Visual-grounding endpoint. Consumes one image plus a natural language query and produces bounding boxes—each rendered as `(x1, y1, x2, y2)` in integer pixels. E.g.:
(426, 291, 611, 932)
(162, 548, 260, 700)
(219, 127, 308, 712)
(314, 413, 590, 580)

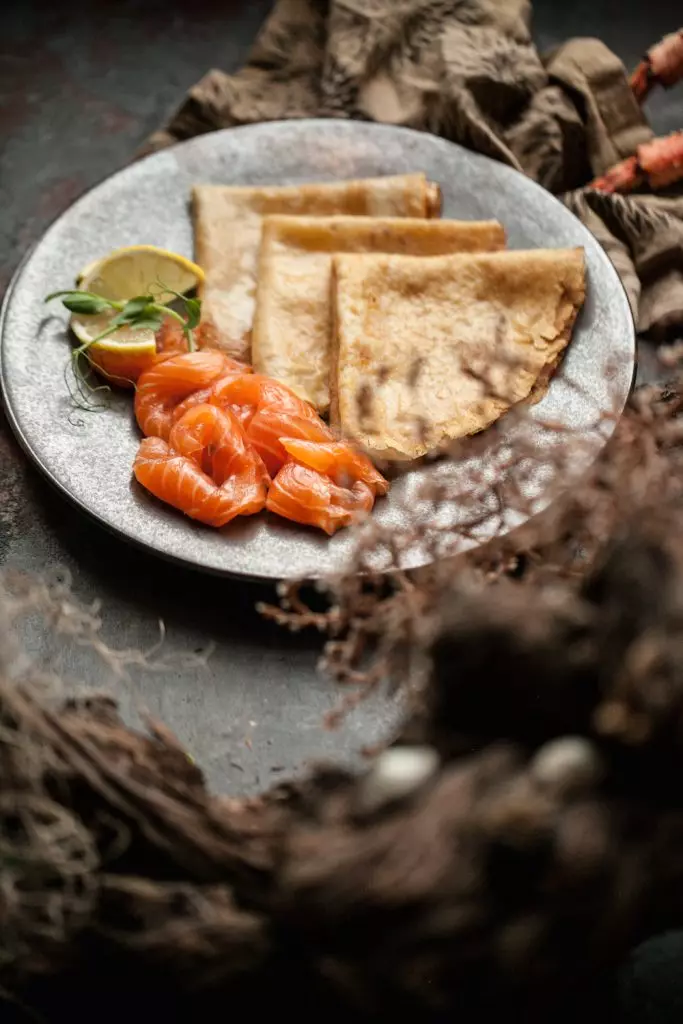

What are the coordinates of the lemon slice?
(70, 246, 204, 384)
(72, 245, 204, 345)
(69, 312, 159, 351)
(74, 244, 204, 303)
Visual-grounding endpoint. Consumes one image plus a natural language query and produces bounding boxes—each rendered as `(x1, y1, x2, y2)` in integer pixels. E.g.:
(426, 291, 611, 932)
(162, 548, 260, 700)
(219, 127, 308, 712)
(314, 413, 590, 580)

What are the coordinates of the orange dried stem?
(590, 156, 642, 194)
(630, 28, 683, 101)
(589, 132, 683, 193)
(639, 132, 683, 188)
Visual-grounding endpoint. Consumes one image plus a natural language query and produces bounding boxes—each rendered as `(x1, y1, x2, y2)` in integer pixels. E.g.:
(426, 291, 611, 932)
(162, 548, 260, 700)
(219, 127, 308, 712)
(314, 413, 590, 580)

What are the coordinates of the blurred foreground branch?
(3, 368, 683, 1022)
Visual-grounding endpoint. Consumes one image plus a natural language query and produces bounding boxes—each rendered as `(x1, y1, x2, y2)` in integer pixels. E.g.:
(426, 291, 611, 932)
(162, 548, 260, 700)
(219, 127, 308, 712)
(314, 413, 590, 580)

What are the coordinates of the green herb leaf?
(45, 290, 112, 315)
(107, 297, 164, 335)
(156, 282, 202, 327)
(183, 297, 201, 331)
(46, 289, 102, 303)
(51, 276, 203, 418)
(126, 316, 165, 332)
(115, 295, 156, 323)
(63, 295, 111, 315)
(154, 282, 202, 352)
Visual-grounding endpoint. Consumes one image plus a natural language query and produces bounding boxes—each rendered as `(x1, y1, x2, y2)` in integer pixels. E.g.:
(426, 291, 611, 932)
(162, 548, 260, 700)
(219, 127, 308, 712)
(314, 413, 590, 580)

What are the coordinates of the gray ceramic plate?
(1, 121, 634, 580)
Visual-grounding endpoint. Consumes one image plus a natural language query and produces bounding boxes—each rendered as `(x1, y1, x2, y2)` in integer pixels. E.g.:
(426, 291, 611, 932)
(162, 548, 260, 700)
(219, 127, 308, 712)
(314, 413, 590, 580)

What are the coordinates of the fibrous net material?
(3, 362, 683, 1023)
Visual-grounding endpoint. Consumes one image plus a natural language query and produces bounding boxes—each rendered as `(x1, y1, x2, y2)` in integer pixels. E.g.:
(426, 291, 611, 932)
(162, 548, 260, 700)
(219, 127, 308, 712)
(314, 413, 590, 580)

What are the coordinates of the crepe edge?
(330, 247, 587, 462)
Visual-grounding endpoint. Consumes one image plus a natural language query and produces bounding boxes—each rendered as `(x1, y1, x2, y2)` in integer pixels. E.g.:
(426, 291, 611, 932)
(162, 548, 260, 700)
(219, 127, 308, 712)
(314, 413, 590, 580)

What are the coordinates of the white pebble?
(357, 745, 440, 813)
(531, 737, 603, 794)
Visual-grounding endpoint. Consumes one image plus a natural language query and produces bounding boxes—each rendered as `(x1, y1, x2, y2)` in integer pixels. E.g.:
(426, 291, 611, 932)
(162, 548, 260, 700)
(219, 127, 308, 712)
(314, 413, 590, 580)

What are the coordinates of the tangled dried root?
(3, 371, 683, 1021)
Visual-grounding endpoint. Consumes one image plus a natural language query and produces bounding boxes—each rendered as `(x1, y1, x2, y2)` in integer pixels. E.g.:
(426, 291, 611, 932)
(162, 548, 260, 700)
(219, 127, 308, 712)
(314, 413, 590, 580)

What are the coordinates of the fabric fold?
(144, 0, 683, 338)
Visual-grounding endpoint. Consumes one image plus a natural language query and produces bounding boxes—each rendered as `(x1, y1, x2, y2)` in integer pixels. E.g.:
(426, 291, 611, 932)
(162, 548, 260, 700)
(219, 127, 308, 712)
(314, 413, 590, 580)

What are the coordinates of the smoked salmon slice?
(204, 374, 258, 429)
(135, 351, 230, 440)
(168, 403, 270, 490)
(266, 461, 374, 536)
(169, 363, 253, 430)
(133, 349, 389, 535)
(170, 384, 213, 425)
(154, 318, 188, 360)
(213, 372, 336, 475)
(219, 373, 306, 413)
(280, 438, 389, 496)
(154, 318, 230, 361)
(134, 433, 267, 527)
(247, 407, 334, 476)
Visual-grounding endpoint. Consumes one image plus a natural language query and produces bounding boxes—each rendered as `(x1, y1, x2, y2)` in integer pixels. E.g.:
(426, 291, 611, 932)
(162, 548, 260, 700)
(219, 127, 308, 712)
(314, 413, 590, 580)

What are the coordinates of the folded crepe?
(252, 215, 506, 412)
(330, 249, 586, 461)
(193, 174, 441, 360)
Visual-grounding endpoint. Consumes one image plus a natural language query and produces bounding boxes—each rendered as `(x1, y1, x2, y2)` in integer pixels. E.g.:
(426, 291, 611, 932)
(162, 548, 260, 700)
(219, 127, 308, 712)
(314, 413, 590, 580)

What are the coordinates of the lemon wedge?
(70, 246, 204, 384)
(74, 245, 204, 303)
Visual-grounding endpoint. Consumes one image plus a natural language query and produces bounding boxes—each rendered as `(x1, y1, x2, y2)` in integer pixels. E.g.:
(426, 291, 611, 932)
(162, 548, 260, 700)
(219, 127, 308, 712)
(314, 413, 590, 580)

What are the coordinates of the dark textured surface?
(0, 0, 679, 796)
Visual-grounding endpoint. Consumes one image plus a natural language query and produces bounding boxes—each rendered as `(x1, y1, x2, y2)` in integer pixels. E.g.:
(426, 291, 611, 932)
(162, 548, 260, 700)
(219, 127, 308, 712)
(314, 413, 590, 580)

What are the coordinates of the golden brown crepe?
(192, 174, 441, 360)
(252, 215, 506, 412)
(330, 249, 586, 461)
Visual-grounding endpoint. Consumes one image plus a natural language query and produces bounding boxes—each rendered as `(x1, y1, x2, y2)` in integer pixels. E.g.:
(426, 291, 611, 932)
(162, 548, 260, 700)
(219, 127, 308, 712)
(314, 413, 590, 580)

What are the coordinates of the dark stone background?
(2, 4, 683, 1018)
(0, 0, 681, 795)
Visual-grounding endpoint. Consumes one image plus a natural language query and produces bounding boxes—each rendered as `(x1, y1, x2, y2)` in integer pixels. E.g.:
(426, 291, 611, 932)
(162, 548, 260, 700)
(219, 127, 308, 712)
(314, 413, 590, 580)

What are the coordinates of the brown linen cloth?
(145, 0, 683, 338)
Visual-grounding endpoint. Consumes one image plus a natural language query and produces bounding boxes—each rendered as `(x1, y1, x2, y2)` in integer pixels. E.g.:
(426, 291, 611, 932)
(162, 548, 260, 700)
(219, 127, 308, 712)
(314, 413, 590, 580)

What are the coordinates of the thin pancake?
(252, 215, 506, 413)
(330, 249, 586, 461)
(193, 174, 441, 360)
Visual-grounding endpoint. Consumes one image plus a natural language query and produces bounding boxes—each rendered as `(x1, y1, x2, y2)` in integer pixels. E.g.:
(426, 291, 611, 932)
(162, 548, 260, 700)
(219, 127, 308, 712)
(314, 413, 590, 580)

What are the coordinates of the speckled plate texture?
(1, 121, 635, 581)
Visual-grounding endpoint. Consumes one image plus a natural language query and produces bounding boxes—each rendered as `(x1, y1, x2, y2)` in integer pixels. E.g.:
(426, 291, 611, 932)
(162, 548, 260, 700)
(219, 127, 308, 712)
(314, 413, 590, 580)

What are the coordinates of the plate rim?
(0, 119, 637, 582)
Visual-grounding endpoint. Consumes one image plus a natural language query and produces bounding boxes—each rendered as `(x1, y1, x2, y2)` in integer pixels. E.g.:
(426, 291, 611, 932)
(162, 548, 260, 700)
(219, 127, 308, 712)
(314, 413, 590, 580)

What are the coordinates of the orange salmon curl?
(133, 427, 268, 530)
(280, 438, 388, 496)
(266, 462, 374, 536)
(134, 351, 242, 441)
(131, 336, 389, 534)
